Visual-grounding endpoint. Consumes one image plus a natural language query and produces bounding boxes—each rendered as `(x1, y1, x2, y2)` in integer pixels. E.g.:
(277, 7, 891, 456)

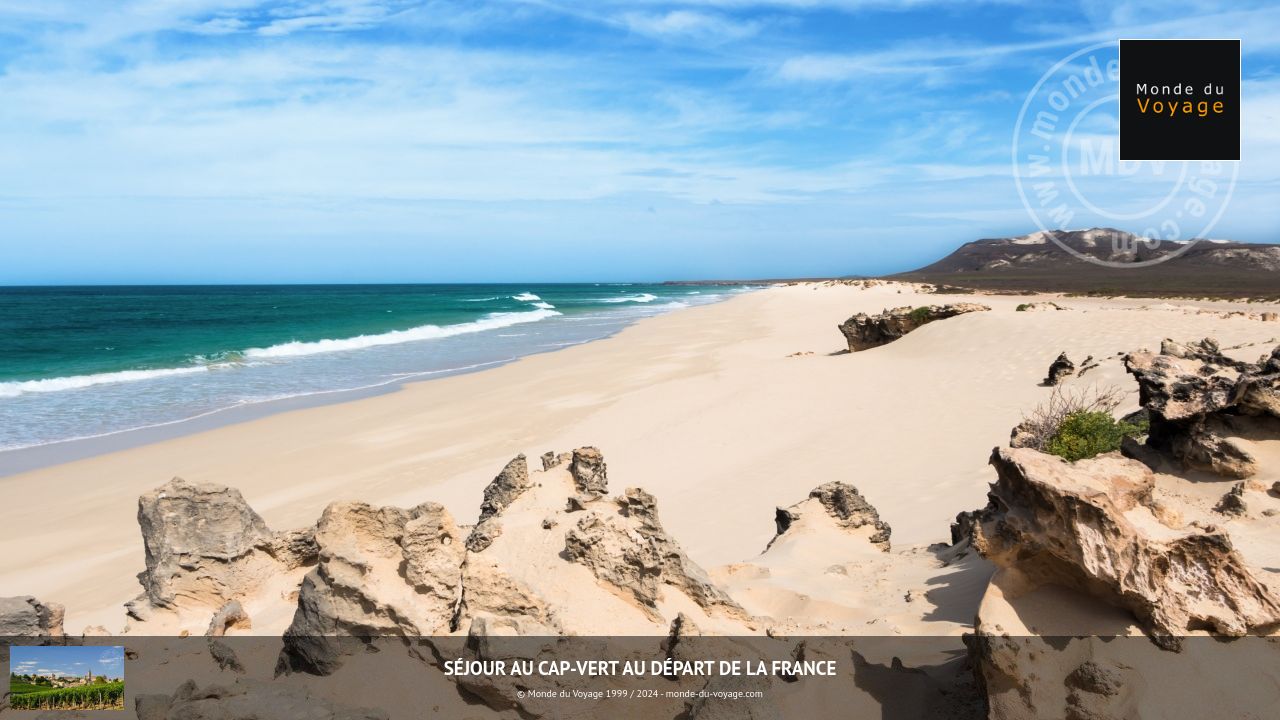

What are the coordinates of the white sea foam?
(242, 309, 561, 359)
(600, 293, 658, 303)
(461, 296, 501, 302)
(512, 292, 541, 302)
(0, 365, 212, 398)
(0, 309, 561, 398)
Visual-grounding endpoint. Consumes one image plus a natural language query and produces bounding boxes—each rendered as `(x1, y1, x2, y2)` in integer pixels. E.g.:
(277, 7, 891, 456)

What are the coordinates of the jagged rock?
(278, 501, 464, 674)
(1173, 420, 1257, 478)
(0, 596, 65, 636)
(540, 450, 572, 470)
(837, 303, 989, 352)
(971, 447, 1280, 646)
(1214, 482, 1248, 516)
(132, 478, 316, 615)
(141, 679, 387, 720)
(569, 446, 608, 496)
(1008, 420, 1038, 449)
(775, 482, 891, 551)
(1044, 352, 1075, 385)
(205, 600, 249, 637)
(564, 488, 742, 618)
(1124, 342, 1280, 478)
(541, 517, 557, 530)
(467, 455, 530, 553)
(83, 625, 112, 636)
(456, 557, 557, 634)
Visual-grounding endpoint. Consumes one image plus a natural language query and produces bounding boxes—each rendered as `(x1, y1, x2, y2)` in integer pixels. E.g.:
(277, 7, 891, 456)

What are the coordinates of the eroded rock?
(774, 482, 891, 552)
(970, 447, 1280, 646)
(0, 596, 65, 637)
(467, 455, 531, 553)
(569, 446, 608, 497)
(1124, 341, 1280, 478)
(130, 478, 317, 620)
(564, 488, 742, 618)
(837, 304, 989, 352)
(1043, 352, 1075, 386)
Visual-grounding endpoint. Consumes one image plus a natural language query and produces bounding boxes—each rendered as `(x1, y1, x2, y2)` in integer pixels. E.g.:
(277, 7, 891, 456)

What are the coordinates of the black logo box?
(1120, 39, 1240, 161)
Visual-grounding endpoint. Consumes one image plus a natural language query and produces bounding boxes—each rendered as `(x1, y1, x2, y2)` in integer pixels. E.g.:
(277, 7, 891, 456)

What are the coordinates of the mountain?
(891, 228, 1280, 298)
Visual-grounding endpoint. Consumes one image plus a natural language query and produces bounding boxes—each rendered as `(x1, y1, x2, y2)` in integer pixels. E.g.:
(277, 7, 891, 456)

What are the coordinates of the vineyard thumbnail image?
(8, 646, 125, 711)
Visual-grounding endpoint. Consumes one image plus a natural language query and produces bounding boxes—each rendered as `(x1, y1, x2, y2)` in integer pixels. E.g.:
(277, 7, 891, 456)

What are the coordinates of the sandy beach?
(5, 281, 1280, 633)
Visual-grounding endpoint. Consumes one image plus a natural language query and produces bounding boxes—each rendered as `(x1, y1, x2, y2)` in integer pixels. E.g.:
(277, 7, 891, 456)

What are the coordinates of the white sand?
(3, 282, 1278, 632)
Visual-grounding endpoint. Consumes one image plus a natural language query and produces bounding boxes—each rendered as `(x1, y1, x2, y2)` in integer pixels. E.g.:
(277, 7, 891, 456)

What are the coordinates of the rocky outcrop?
(282, 502, 464, 644)
(569, 446, 608, 497)
(970, 447, 1280, 647)
(774, 482, 891, 552)
(466, 455, 530, 553)
(837, 303, 989, 352)
(1124, 340, 1280, 478)
(130, 478, 317, 618)
(564, 488, 743, 619)
(0, 596, 65, 637)
(1043, 352, 1075, 386)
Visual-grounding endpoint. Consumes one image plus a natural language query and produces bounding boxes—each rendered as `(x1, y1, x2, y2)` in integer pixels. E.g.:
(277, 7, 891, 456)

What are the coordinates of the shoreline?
(0, 295, 721, 476)
(5, 282, 1280, 633)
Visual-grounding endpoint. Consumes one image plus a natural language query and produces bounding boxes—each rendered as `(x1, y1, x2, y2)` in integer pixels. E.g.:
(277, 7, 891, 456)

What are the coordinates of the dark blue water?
(0, 284, 746, 450)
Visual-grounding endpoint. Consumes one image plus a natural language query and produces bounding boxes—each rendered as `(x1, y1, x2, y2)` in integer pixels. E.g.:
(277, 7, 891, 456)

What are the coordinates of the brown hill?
(892, 228, 1280, 298)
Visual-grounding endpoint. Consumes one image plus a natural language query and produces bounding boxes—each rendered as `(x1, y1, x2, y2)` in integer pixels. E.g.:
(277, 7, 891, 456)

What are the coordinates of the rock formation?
(774, 482, 891, 552)
(1125, 340, 1280, 478)
(969, 447, 1280, 647)
(569, 446, 608, 496)
(278, 501, 464, 673)
(564, 488, 743, 619)
(837, 303, 989, 352)
(1043, 352, 1074, 386)
(0, 595, 65, 637)
(128, 478, 317, 622)
(466, 455, 530, 552)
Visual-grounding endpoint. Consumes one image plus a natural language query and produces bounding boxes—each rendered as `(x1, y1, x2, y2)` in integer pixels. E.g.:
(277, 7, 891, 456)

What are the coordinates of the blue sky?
(9, 646, 124, 680)
(0, 0, 1277, 283)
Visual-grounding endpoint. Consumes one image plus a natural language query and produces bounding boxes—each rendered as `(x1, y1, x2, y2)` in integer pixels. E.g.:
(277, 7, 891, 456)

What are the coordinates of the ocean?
(0, 284, 748, 452)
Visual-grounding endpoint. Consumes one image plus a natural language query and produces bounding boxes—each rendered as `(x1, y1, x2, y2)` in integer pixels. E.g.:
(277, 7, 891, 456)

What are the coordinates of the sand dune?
(3, 282, 1279, 633)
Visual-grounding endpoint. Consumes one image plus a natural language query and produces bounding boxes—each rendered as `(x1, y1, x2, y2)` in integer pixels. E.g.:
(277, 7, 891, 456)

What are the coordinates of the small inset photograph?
(8, 646, 125, 711)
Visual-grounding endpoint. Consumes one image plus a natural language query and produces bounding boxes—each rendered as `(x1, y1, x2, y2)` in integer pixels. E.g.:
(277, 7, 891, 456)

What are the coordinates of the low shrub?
(907, 306, 933, 324)
(1045, 410, 1148, 461)
(1015, 303, 1030, 312)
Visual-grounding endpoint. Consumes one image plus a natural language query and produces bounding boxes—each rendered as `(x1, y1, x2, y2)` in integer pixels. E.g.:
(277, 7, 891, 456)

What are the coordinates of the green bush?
(1045, 410, 1148, 461)
(907, 306, 932, 324)
(1015, 303, 1030, 312)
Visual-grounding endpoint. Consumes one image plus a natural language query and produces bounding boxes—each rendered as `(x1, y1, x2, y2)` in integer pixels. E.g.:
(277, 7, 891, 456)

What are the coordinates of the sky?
(0, 0, 1277, 283)
(9, 646, 124, 680)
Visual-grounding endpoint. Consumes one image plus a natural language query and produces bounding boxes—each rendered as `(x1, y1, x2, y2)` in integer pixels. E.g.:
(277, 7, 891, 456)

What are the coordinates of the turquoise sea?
(0, 284, 747, 451)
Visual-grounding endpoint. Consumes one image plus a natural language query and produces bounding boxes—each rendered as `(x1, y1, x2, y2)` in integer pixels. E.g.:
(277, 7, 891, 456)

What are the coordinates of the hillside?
(892, 228, 1280, 298)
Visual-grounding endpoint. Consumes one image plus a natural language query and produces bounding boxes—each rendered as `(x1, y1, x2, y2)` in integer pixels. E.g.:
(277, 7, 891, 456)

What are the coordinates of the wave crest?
(242, 309, 561, 359)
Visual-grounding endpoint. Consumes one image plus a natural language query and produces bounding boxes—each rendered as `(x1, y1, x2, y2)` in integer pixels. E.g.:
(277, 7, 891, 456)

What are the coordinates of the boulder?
(564, 488, 742, 618)
(969, 447, 1280, 647)
(1043, 352, 1075, 386)
(837, 304, 989, 352)
(1124, 341, 1280, 478)
(0, 596, 64, 637)
(569, 446, 608, 497)
(774, 482, 891, 552)
(278, 501, 465, 673)
(132, 478, 316, 615)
